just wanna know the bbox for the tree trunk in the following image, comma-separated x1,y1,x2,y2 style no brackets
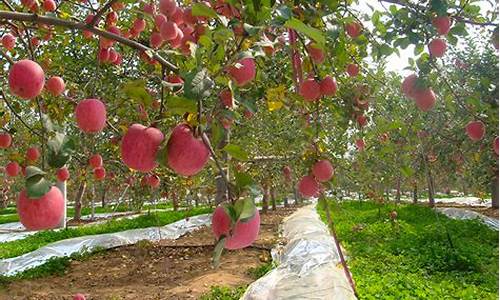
395,176,401,204
284,194,289,208
293,182,299,205
56,180,67,228
172,192,178,211
262,184,269,213
413,182,418,204
492,174,499,209
74,181,86,221
101,185,107,208
271,186,277,211
214,175,227,205
426,166,435,207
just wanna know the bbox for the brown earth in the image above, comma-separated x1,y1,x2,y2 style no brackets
0,207,297,300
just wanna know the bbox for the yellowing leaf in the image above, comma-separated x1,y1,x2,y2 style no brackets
186,112,199,126
267,101,283,111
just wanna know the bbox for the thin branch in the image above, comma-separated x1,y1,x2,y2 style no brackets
0,10,178,71
201,132,233,201
0,48,13,64
88,0,118,27
0,90,43,138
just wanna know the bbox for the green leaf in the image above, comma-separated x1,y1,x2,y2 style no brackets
212,237,226,268
25,166,51,199
184,69,214,99
285,17,325,46
165,96,197,115
235,172,254,190
191,3,218,19
233,198,257,222
47,133,75,168
122,80,152,106
222,144,248,161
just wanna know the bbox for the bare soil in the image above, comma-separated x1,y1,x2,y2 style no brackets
0,207,297,300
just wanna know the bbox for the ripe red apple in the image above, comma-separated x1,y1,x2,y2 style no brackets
401,73,417,99
26,147,40,161
243,109,254,119
312,159,334,182
147,174,160,188
6,161,20,177
428,38,447,57
2,33,15,50
0,132,12,148
133,18,146,33
160,21,178,40
432,16,451,35
227,57,256,87
42,0,56,11
166,124,209,176
355,138,365,151
347,63,359,77
320,76,337,97
299,78,321,102
18,186,64,230
345,22,362,38
159,0,176,16
155,14,167,30
45,76,65,96
121,124,164,172
413,87,436,111
494,137,499,155
9,59,45,99
144,3,156,15
465,120,485,141
150,32,163,49
75,98,107,133
219,89,234,108
73,293,86,300
356,114,367,127
211,205,260,250
93,167,106,180
56,167,70,182
307,43,325,64
105,11,118,26
89,154,103,169
298,175,320,198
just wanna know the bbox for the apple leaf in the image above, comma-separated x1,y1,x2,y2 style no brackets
25,166,51,199
165,96,198,115
233,198,256,223
212,237,226,268
285,17,325,46
47,132,76,168
222,144,248,161
191,3,218,19
123,79,152,106
235,172,254,190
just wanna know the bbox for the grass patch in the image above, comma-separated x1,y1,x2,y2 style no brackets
0,207,212,259
200,262,275,299
317,200,499,300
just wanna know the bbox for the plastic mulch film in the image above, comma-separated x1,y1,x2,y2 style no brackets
436,207,498,230
0,214,211,277
242,205,357,300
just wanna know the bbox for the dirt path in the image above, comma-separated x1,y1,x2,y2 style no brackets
0,207,297,300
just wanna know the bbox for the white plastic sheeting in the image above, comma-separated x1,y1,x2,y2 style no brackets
0,214,211,277
436,207,498,231
242,205,357,300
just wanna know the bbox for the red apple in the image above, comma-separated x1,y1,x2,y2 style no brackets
17,186,64,230
121,124,164,172
6,161,20,177
312,160,334,182
307,43,325,64
413,87,436,112
493,137,499,155
227,57,256,87
432,16,451,35
93,167,106,180
401,73,417,99
56,167,70,182
45,76,65,96
465,120,485,141
26,147,40,161
428,38,447,57
346,63,359,77
75,99,107,133
211,205,260,250
345,22,362,38
219,89,234,108
298,175,320,198
166,124,209,176
320,76,337,97
9,60,45,99
89,154,103,169
2,33,15,50
299,78,321,102
0,132,12,148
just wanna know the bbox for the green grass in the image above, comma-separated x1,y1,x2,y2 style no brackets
0,207,212,259
200,262,274,300
317,200,499,300
0,202,176,224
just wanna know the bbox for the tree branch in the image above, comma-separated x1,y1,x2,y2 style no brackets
0,90,43,138
0,10,179,71
89,0,118,27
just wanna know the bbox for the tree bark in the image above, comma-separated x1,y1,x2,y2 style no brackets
101,185,107,208
492,174,499,209
426,166,435,207
413,182,418,204
172,192,178,211
74,181,86,221
262,184,269,213
395,176,401,204
271,186,277,211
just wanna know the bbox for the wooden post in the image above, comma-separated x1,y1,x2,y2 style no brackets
56,180,67,228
